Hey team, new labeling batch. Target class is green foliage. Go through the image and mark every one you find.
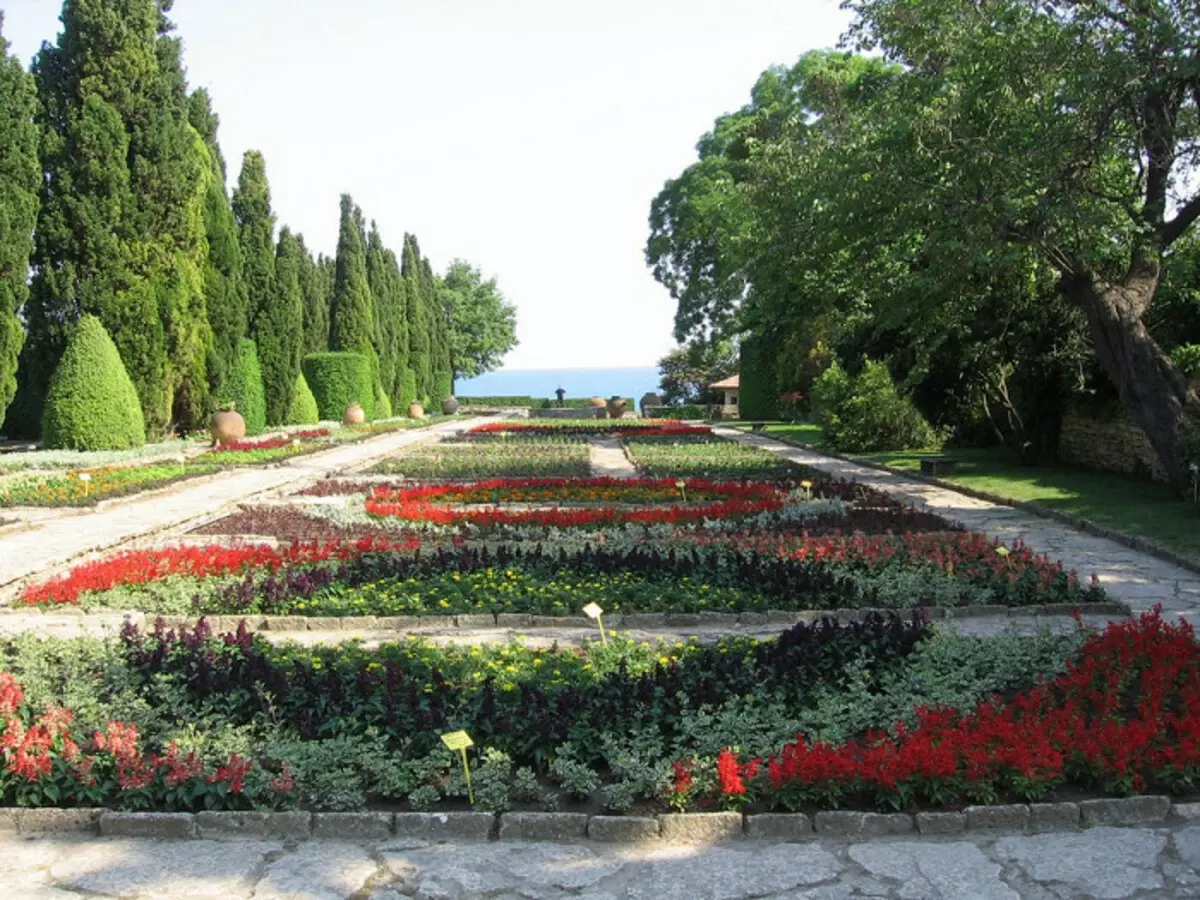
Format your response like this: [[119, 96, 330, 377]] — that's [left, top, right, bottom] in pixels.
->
[[739, 335, 779, 419], [437, 259, 518, 381], [232, 150, 275, 337], [403, 236, 432, 400], [1174, 345, 1200, 378], [24, 0, 207, 439], [366, 222, 408, 409], [399, 367, 418, 410], [375, 384, 393, 420], [189, 90, 247, 412], [42, 316, 146, 451], [299, 245, 333, 356], [458, 395, 535, 406], [0, 18, 40, 425], [329, 196, 377, 357], [646, 404, 707, 420], [227, 339, 267, 436], [258, 227, 304, 425], [657, 340, 737, 405], [812, 360, 937, 452], [302, 352, 374, 422], [285, 371, 320, 426]]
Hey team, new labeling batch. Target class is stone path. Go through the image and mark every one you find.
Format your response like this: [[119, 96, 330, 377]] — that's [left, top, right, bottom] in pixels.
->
[[0, 418, 489, 592], [716, 428, 1200, 623], [4, 824, 1199, 899], [589, 437, 639, 477]]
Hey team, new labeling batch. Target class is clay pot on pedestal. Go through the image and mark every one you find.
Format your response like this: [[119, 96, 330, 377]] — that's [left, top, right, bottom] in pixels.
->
[[408, 401, 425, 419], [588, 396, 606, 408], [209, 409, 246, 446], [441, 396, 460, 415], [607, 396, 628, 419], [343, 402, 366, 425]]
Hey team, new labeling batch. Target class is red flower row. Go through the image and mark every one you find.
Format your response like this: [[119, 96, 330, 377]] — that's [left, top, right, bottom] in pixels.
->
[[0, 673, 292, 808], [365, 477, 786, 527], [680, 609, 1200, 810], [468, 422, 712, 438], [19, 537, 418, 607]]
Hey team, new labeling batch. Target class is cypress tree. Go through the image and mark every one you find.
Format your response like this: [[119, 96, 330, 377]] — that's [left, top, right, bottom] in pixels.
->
[[23, 0, 206, 438], [329, 195, 377, 356], [231, 150, 275, 332], [298, 238, 330, 356], [261, 227, 305, 424], [402, 235, 431, 401], [188, 88, 247, 407], [422, 257, 454, 402], [0, 16, 40, 430], [366, 222, 408, 406]]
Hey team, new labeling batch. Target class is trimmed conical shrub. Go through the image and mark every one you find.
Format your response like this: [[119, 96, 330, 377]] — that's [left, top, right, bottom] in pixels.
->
[[42, 316, 145, 450], [301, 352, 374, 421], [285, 371, 320, 425], [375, 384, 393, 420], [227, 338, 267, 435]]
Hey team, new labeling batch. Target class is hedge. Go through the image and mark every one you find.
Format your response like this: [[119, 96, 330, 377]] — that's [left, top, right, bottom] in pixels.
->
[[302, 352, 375, 422], [375, 384, 393, 420], [538, 397, 634, 409], [457, 396, 536, 407], [227, 339, 268, 436], [645, 404, 707, 420], [41, 316, 146, 451], [285, 371, 320, 426]]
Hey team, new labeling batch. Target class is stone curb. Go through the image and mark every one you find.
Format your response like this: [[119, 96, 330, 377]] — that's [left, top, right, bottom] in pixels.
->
[[745, 429, 1200, 580], [1, 797, 1184, 842]]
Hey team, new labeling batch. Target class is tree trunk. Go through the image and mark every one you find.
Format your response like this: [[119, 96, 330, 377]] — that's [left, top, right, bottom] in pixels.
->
[[1065, 266, 1199, 491]]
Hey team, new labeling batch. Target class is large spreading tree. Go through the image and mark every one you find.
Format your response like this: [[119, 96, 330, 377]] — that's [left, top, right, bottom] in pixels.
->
[[0, 14, 41, 427], [436, 260, 518, 385]]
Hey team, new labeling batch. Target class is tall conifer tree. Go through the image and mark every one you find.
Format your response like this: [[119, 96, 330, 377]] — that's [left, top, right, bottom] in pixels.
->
[[0, 15, 41, 428], [297, 238, 330, 355], [329, 195, 377, 357], [188, 88, 247, 405], [402, 235, 431, 401], [366, 222, 409, 404], [263, 227, 305, 423], [21, 0, 207, 437]]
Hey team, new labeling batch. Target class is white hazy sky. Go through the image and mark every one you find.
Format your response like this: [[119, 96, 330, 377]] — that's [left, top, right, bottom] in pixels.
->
[[2, 0, 849, 369]]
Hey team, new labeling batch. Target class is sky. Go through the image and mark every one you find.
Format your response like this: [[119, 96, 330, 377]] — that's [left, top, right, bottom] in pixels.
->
[[1, 0, 850, 370]]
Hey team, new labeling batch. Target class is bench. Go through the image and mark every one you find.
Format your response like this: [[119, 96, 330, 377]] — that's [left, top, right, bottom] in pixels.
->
[[920, 456, 957, 476]]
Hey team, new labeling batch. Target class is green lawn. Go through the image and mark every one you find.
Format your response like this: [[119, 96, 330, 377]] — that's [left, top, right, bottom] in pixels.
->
[[755, 423, 1200, 564]]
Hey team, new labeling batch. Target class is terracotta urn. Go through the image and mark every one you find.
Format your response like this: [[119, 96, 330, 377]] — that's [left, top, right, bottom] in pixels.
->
[[343, 402, 366, 425], [209, 409, 246, 446], [441, 396, 460, 415], [588, 396, 606, 408], [607, 396, 629, 419], [639, 392, 663, 415], [408, 401, 425, 419]]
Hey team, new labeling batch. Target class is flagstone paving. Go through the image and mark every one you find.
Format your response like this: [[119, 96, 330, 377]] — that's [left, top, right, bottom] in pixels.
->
[[715, 428, 1200, 623], [0, 417, 491, 593], [2, 824, 1197, 898], [589, 437, 639, 477]]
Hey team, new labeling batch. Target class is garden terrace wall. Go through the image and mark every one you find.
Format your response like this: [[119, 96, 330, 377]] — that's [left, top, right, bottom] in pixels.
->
[[1058, 410, 1167, 481]]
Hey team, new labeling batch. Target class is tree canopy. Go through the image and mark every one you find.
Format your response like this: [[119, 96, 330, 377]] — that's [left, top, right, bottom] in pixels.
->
[[437, 260, 519, 383]]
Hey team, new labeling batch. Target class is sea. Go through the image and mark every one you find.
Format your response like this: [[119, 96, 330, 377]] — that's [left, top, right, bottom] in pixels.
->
[[455, 367, 660, 402]]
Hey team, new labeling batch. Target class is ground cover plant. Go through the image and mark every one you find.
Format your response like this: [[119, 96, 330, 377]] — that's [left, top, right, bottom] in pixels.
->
[[470, 421, 712, 438], [0, 462, 221, 508], [2, 610, 1175, 814], [369, 440, 593, 479], [626, 433, 803, 479]]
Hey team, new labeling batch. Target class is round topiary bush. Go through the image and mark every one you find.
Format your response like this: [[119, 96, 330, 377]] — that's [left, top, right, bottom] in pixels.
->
[[302, 352, 375, 422], [285, 371, 320, 426], [226, 339, 267, 436], [42, 316, 146, 451]]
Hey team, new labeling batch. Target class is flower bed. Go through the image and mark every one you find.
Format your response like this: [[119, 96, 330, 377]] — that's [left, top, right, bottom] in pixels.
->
[[0, 463, 220, 508], [469, 421, 711, 438], [364, 477, 788, 528], [625, 435, 803, 479], [0, 611, 1112, 814], [20, 533, 1107, 616], [368, 441, 593, 479], [679, 610, 1200, 811]]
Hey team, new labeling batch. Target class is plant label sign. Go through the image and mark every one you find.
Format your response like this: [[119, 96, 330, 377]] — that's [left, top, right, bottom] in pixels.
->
[[582, 603, 604, 620], [440, 731, 474, 751]]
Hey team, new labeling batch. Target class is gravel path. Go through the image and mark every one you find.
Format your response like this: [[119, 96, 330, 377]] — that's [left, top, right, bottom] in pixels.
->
[[715, 428, 1200, 623], [3, 823, 1199, 899], [0, 418, 490, 592], [589, 437, 639, 477]]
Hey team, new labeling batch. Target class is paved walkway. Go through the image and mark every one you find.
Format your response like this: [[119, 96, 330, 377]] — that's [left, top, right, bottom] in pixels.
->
[[716, 429, 1200, 624], [589, 437, 639, 477], [3, 825, 1198, 898], [0, 418, 488, 592]]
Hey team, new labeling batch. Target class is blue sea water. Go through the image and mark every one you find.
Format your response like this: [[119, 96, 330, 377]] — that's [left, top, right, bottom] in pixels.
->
[[455, 367, 660, 401]]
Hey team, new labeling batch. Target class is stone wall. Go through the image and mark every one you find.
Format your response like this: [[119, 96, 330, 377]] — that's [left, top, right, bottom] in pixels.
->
[[530, 407, 606, 419], [1058, 410, 1167, 481]]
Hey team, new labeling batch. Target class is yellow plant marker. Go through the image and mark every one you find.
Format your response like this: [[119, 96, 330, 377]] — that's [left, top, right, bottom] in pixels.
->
[[441, 730, 475, 804], [675, 479, 687, 502], [582, 602, 607, 645]]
